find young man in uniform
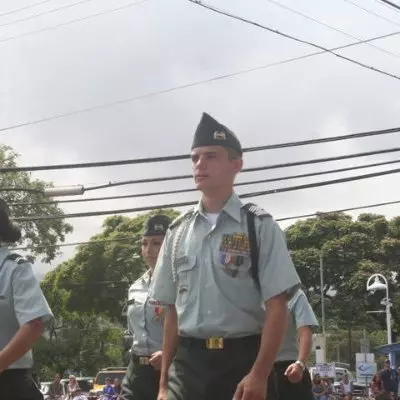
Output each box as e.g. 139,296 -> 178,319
268,288 -> 318,400
150,112 -> 301,400
0,198 -> 53,399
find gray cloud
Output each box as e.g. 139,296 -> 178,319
1,0 -> 400,277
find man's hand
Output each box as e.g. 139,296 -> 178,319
233,370 -> 267,400
157,385 -> 168,400
150,351 -> 163,371
284,362 -> 304,383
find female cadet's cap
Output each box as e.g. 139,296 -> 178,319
143,215 -> 171,236
191,112 -> 242,155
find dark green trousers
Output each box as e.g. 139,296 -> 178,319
267,361 -> 313,400
168,336 -> 261,400
120,355 -> 160,400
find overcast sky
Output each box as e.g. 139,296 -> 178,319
1,0 -> 400,278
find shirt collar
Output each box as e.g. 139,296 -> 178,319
194,192 -> 243,223
140,269 -> 151,286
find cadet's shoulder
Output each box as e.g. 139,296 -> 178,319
169,208 -> 195,230
2,253 -> 30,269
242,203 -> 272,219
6,253 -> 30,265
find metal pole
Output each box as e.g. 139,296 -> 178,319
385,279 -> 393,365
320,253 -> 326,337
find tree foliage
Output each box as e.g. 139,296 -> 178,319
0,145 -> 72,262
286,212 -> 400,366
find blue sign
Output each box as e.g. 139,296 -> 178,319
356,362 -> 377,379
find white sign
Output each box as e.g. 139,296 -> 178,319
356,362 -> 377,379
316,362 -> 336,378
356,353 -> 375,363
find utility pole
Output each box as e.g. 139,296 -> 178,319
320,253 -> 326,336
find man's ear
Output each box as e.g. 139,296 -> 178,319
232,158 -> 243,174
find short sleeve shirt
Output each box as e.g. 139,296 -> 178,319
150,193 -> 301,338
0,248 -> 53,369
127,271 -> 164,356
276,289 -> 318,361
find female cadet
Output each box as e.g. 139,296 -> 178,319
120,214 -> 171,400
0,198 -> 53,399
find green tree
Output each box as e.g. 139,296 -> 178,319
285,211 -> 400,364
42,209 -> 179,322
0,145 -> 72,262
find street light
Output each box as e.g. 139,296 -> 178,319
366,273 -> 393,364
1,185 -> 84,197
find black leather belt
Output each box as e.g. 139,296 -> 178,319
179,335 -> 260,350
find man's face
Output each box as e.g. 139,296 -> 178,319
55,374 -> 61,382
191,146 -> 242,193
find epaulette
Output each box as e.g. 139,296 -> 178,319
169,209 -> 195,230
6,253 -> 29,265
243,203 -> 271,218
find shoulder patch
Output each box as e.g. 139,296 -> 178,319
169,209 -> 195,230
6,253 -> 29,265
243,203 -> 271,219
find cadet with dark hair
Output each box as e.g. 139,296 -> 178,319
150,113 -> 301,400
120,214 -> 171,400
0,198 -> 53,400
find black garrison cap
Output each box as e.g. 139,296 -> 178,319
191,112 -> 242,154
143,215 -> 171,236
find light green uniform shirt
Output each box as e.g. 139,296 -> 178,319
149,193 -> 301,338
276,289 -> 318,361
0,248 -> 53,369
127,270 -> 164,356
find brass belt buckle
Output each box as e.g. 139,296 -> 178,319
139,356 -> 150,365
206,337 -> 224,350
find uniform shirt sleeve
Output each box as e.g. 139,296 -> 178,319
12,263 -> 53,326
258,218 -> 301,302
292,293 -> 319,328
149,229 -> 177,305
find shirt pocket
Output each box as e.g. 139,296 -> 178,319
217,232 -> 252,280
217,250 -> 252,280
176,255 -> 196,305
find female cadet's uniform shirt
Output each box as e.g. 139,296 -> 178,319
127,270 -> 164,356
149,193 -> 301,339
275,289 -> 318,362
0,248 -> 53,369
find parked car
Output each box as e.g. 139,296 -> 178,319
90,367 -> 127,398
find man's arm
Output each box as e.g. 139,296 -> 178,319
250,293 -> 288,378
0,319 -> 44,372
297,326 -> 313,363
159,305 -> 179,391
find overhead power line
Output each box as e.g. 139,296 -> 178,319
377,0 -> 400,12
0,0 -> 151,45
0,0 -> 96,29
12,166 -> 400,222
0,30 -> 399,133
268,0 -> 400,58
11,199 -> 400,251
79,147 -> 400,191
342,0 -> 400,27
0,0 -> 56,18
10,159 -> 400,207
1,127 -> 400,173
188,0 -> 400,82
